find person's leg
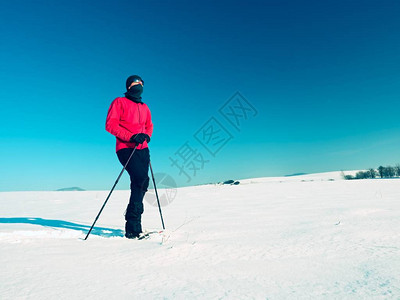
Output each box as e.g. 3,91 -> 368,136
117,148 -> 150,237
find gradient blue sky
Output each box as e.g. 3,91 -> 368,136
1,0 -> 399,191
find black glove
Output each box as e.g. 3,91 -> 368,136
129,133 -> 150,144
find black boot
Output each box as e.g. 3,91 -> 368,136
125,232 -> 140,239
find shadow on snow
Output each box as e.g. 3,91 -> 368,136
0,217 -> 124,238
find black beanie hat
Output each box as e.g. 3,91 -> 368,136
126,75 -> 144,90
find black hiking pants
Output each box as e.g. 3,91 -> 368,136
117,147 -> 150,235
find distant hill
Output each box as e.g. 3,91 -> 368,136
284,173 -> 308,177
56,187 -> 85,191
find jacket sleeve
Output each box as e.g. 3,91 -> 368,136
144,106 -> 154,137
105,99 -> 133,142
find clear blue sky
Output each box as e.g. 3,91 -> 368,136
1,0 -> 399,191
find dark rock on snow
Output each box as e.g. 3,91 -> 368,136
222,180 -> 240,185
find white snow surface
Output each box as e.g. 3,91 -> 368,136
1,171 -> 400,299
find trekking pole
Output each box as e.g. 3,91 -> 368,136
84,145 -> 138,240
149,161 -> 165,230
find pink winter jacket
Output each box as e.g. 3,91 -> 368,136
106,97 -> 153,152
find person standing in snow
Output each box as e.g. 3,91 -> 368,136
105,75 -> 153,239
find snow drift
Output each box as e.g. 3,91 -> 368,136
1,171 -> 399,299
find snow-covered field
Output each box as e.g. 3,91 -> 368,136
1,171 -> 400,299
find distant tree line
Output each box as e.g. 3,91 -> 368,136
343,164 -> 400,180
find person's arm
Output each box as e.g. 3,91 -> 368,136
105,99 -> 132,142
144,106 -> 154,140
